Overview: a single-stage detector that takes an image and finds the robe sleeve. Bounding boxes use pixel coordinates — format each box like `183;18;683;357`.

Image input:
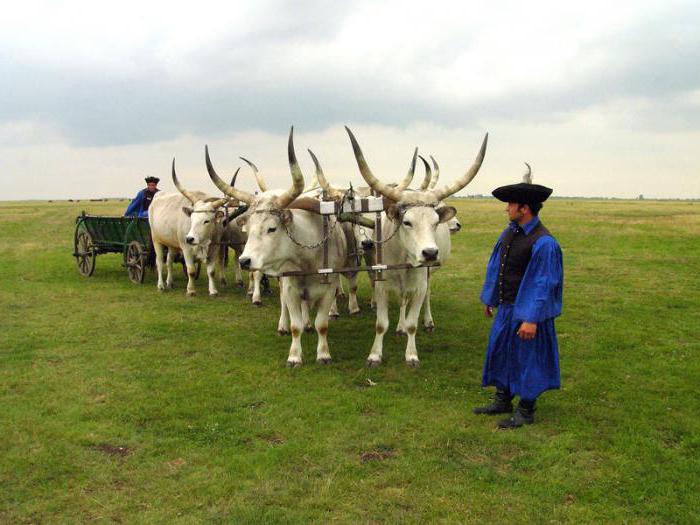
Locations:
513;235;563;323
124;190;145;217
480;229;508;306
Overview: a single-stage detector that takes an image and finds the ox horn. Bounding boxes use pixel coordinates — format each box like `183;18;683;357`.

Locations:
522;162;532;184
431;133;488;202
395;147;418;191
418;155;432;191
239;157;268;192
279;126;306;208
230;167;241;187
345;126;403;202
172;158;198;205
205;145;255;204
308;149;343;201
428;155;440;190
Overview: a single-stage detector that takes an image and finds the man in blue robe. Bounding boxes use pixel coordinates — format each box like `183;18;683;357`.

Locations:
474;172;563;429
124;176;160;218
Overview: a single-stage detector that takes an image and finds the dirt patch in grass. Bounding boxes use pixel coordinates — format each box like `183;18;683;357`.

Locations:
360;445;396;462
259;433;284;446
93;444;132;457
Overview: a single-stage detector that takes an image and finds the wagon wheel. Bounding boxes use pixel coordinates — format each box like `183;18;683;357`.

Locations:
74;230;96;277
181;260;202;280
125;241;146;284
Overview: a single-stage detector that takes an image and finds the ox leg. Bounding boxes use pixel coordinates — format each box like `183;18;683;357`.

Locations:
423;283;435;333
405;285;427;367
395;297;408;336
367;281;389;367
206;250;219;296
328;293;340;319
315;287;335;364
234;249;244;288
284;283;304;367
347;273;361;315
251;271;263;306
154;241;166;291
302;299;313;332
218;247;227;287
278;280;290;335
183;249;197;296
165;249;175;289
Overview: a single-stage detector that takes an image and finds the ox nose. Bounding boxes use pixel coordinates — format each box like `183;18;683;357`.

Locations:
361;240;375;250
422;247;439;261
239;256;251;270
186;236;195;245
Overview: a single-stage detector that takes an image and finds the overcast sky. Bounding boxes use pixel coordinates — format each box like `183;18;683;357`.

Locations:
1;0;699;200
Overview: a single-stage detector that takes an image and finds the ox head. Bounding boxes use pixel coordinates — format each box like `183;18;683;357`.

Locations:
172;159;228;246
345;127;487;266
206;127;306;275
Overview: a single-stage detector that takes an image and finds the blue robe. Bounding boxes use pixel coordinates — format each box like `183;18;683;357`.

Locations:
124;189;158;218
479;217;563;400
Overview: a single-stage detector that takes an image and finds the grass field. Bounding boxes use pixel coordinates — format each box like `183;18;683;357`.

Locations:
1;198;699;524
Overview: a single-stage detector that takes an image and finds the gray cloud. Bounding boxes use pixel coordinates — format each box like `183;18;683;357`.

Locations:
1;1;699;148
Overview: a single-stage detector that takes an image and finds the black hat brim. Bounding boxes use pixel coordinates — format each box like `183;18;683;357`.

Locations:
145;177;160;184
492;183;552;204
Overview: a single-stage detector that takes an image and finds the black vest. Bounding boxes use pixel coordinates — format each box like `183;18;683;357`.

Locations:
142;190;157;212
498;221;550;304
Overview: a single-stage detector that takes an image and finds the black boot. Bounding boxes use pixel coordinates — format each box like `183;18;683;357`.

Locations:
498;399;536;429
473;389;514;415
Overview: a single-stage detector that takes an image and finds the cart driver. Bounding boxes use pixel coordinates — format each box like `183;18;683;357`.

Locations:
125;176;160;218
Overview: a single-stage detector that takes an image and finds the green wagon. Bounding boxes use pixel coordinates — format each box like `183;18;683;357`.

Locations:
73;212;198;284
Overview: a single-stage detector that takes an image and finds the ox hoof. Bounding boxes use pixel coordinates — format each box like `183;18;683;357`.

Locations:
304;325;314;333
329;314;340;321
337;293;346;299
166;282;173;290
158;286;165;292
349;309;361;316
423;322;435;333
236;280;244;288
277;329;290;337
186;291;196;297
252;301;263;307
317;357;332;365
395;329;407;337
285;360;302;368
366;359;381;368
209;292;219;297
406;359;421;368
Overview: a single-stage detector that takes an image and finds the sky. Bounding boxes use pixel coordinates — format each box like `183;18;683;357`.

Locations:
1;0;699;200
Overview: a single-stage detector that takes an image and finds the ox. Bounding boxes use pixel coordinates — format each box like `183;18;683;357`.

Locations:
345;127;488;366
206;128;348;366
149;161;229;296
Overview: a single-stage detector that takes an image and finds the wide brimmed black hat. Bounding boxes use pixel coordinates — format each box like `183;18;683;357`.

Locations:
492;182;552;204
145;176;160;184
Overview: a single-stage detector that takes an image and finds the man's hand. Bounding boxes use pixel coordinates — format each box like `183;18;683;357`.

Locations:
484;305;494;318
517;322;537;340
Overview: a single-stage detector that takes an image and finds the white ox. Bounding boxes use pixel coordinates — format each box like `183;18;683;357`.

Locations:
345;127;488;366
206;128;348;367
149;161;229;296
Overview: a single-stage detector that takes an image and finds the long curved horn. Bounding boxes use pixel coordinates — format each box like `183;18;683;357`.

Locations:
432;133;488;201
345;126;402;202
522;162;532;183
287;196;321;213
279;126;306;208
396;147;418;191
428;155;440;190
230;167;241;187
205;145;255;204
239;157;268;192
308;149;343;200
418;155;432;191
209;197;229;209
172;158;197;205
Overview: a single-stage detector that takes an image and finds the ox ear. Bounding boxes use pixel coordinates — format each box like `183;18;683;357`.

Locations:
182;206;193;217
386;205;402;223
236;214;250;229
279;209;293;225
437;206;457;224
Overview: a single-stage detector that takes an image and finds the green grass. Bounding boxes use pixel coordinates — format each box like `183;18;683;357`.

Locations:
1;198;699;524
